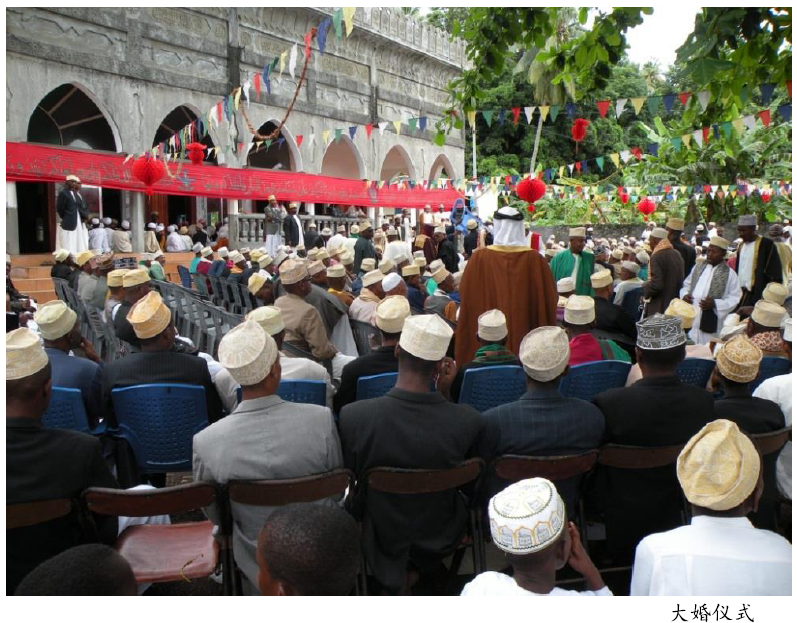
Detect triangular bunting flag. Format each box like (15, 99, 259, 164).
(408, 118, 417, 133)
(482, 110, 494, 126)
(467, 110, 476, 127)
(595, 156, 604, 171)
(549, 105, 560, 122)
(419, 116, 427, 132)
(662, 94, 676, 113)
(342, 7, 356, 36)
(277, 137, 285, 148)
(365, 123, 373, 139)
(378, 121, 388, 135)
(596, 100, 610, 118)
(731, 118, 744, 135)
(539, 106, 550, 122)
(620, 150, 631, 163)
(317, 18, 331, 54)
(692, 129, 703, 148)
(681, 133, 692, 148)
(348, 126, 357, 140)
(567, 164, 574, 175)
(307, 134, 315, 148)
(777, 104, 792, 122)
(334, 129, 342, 143)
(697, 90, 710, 111)
(279, 51, 287, 76)
(721, 122, 733, 139)
(648, 143, 659, 157)
(757, 109, 771, 127)
(630, 97, 645, 115)
(296, 135, 303, 147)
(671, 137, 682, 151)
(558, 166, 565, 177)
(393, 119, 402, 136)
(646, 96, 662, 115)
(288, 44, 298, 78)
(565, 103, 577, 118)
(511, 107, 521, 125)
(497, 109, 506, 125)
(760, 83, 775, 105)
(322, 130, 330, 144)
(610, 153, 620, 168)
(524, 106, 535, 124)
(332, 9, 343, 38)
(742, 114, 756, 131)
(264, 139, 272, 150)
(678, 92, 691, 106)
(615, 98, 627, 118)
(253, 73, 261, 99)
(702, 127, 711, 144)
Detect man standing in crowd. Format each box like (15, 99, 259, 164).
(643, 227, 684, 316)
(735, 215, 783, 309)
(666, 217, 696, 277)
(282, 202, 303, 248)
(549, 227, 595, 296)
(353, 220, 378, 274)
(55, 175, 89, 255)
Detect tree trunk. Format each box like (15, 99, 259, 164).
(529, 113, 544, 175)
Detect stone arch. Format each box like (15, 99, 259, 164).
(152, 104, 217, 164)
(246, 119, 303, 172)
(429, 153, 455, 181)
(320, 135, 365, 179)
(26, 81, 121, 152)
(380, 144, 416, 182)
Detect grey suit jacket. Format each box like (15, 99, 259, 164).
(192, 394, 343, 590)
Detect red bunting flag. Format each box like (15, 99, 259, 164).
(630, 147, 642, 160)
(596, 100, 611, 118)
(678, 92, 691, 106)
(703, 185, 711, 193)
(511, 107, 521, 125)
(702, 127, 711, 143)
(304, 31, 312, 61)
(365, 123, 373, 139)
(504, 175, 511, 185)
(575, 162, 582, 172)
(216, 102, 222, 125)
(253, 73, 261, 99)
(296, 135, 303, 147)
(757, 109, 771, 127)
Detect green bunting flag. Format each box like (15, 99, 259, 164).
(595, 156, 604, 171)
(671, 137, 682, 151)
(334, 128, 342, 143)
(333, 9, 343, 39)
(647, 96, 661, 115)
(408, 118, 417, 133)
(482, 110, 494, 127)
(550, 105, 560, 122)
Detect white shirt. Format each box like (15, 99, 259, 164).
(166, 231, 184, 252)
(327, 233, 347, 251)
(753, 372, 792, 499)
(630, 515, 792, 596)
(382, 239, 413, 264)
(641, 229, 653, 241)
(461, 572, 612, 596)
(570, 252, 581, 281)
(88, 228, 105, 252)
(679, 261, 742, 344)
(737, 238, 756, 290)
(613, 277, 642, 305)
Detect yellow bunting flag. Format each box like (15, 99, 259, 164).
(322, 130, 330, 145)
(558, 166, 564, 178)
(234, 88, 241, 110)
(279, 51, 287, 76)
(610, 153, 620, 168)
(630, 97, 645, 115)
(342, 7, 356, 36)
(682, 133, 692, 148)
(538, 105, 550, 122)
(466, 110, 476, 128)
(731, 118, 744, 135)
(393, 119, 402, 136)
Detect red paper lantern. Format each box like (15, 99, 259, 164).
(761, 192, 772, 203)
(516, 177, 546, 210)
(637, 197, 656, 221)
(186, 142, 206, 166)
(131, 154, 166, 195)
(571, 118, 590, 143)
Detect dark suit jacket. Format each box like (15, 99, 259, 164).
(112, 300, 139, 348)
(333, 346, 398, 414)
(436, 239, 459, 273)
(6, 418, 119, 594)
(304, 230, 323, 250)
(741, 236, 784, 306)
(643, 248, 685, 316)
(55, 188, 88, 231)
(283, 214, 300, 247)
(51, 263, 75, 280)
(339, 388, 483, 590)
(45, 347, 104, 428)
(594, 296, 637, 343)
(672, 238, 696, 276)
(591, 376, 714, 558)
(101, 351, 224, 427)
(463, 231, 478, 256)
(353, 237, 377, 274)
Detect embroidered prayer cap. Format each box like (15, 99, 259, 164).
(716, 336, 763, 383)
(569, 227, 586, 238)
(75, 250, 95, 267)
(316, 249, 330, 261)
(320, 228, 332, 236)
(610, 248, 624, 260)
(247, 306, 284, 336)
(590, 269, 613, 289)
(122, 268, 150, 288)
(360, 258, 377, 272)
(375, 295, 410, 333)
(737, 215, 757, 227)
(96, 253, 115, 270)
(762, 282, 788, 306)
(250, 250, 263, 262)
(665, 298, 697, 330)
(751, 300, 786, 328)
(6, 328, 49, 381)
(393, 253, 409, 265)
(414, 257, 427, 268)
(429, 259, 444, 273)
(488, 477, 566, 555)
(636, 314, 687, 350)
(402, 264, 420, 277)
(340, 252, 354, 265)
(677, 419, 760, 511)
(279, 259, 309, 285)
(127, 291, 171, 340)
(467, 220, 478, 230)
(66, 174, 81, 183)
(650, 227, 668, 239)
(350, 225, 360, 234)
(52, 248, 70, 262)
(34, 300, 77, 340)
(478, 309, 508, 342)
(432, 267, 450, 285)
(107, 269, 129, 288)
(556, 277, 575, 294)
(621, 261, 640, 275)
(337, 224, 346, 233)
(307, 248, 319, 262)
(152, 249, 164, 261)
(192, 242, 204, 253)
(218, 319, 277, 387)
(636, 250, 650, 264)
(359, 219, 373, 232)
(784, 319, 792, 342)
(247, 272, 269, 295)
(200, 247, 213, 258)
(379, 259, 395, 274)
(666, 217, 685, 231)
(519, 326, 569, 382)
(413, 251, 426, 259)
(362, 269, 384, 288)
(326, 264, 345, 278)
(709, 236, 729, 250)
(434, 226, 446, 236)
(399, 314, 453, 361)
(217, 246, 229, 258)
(308, 260, 326, 277)
(564, 295, 595, 325)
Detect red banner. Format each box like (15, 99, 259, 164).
(6, 142, 464, 209)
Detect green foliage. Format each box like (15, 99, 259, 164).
(425, 7, 470, 33)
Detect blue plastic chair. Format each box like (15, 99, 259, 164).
(559, 360, 631, 401)
(42, 387, 106, 435)
(276, 380, 327, 406)
(177, 265, 193, 289)
(458, 365, 527, 412)
(111, 384, 209, 473)
(356, 373, 399, 401)
(749, 357, 792, 394)
(676, 359, 716, 388)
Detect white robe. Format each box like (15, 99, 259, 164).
(87, 228, 106, 253)
(462, 572, 612, 596)
(327, 233, 347, 251)
(166, 232, 184, 252)
(680, 262, 742, 344)
(753, 373, 792, 499)
(382, 239, 413, 263)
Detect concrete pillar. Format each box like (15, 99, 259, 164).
(6, 181, 19, 255)
(130, 192, 146, 252)
(229, 199, 239, 215)
(195, 196, 208, 223)
(240, 199, 253, 214)
(305, 202, 316, 216)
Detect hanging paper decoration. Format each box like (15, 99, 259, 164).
(296, 135, 303, 147)
(570, 118, 590, 143)
(364, 123, 373, 139)
(637, 197, 656, 220)
(618, 192, 629, 205)
(317, 18, 331, 54)
(185, 142, 206, 166)
(131, 154, 166, 195)
(596, 100, 610, 118)
(516, 177, 546, 211)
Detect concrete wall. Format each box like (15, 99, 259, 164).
(531, 223, 745, 245)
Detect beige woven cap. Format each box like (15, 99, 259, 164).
(650, 227, 668, 239)
(122, 268, 150, 287)
(569, 227, 586, 238)
(399, 314, 453, 361)
(52, 248, 70, 262)
(75, 250, 94, 267)
(379, 259, 395, 274)
(200, 246, 213, 258)
(621, 261, 640, 274)
(250, 250, 263, 262)
(429, 259, 444, 272)
(402, 264, 420, 277)
(467, 220, 478, 230)
(316, 249, 330, 261)
(268, 194, 276, 201)
(359, 219, 373, 231)
(107, 269, 130, 288)
(350, 225, 360, 234)
(375, 295, 411, 333)
(709, 236, 729, 250)
(308, 260, 326, 276)
(762, 282, 788, 306)
(360, 258, 377, 272)
(751, 300, 786, 328)
(362, 269, 384, 288)
(217, 246, 229, 258)
(590, 269, 613, 289)
(258, 254, 273, 268)
(666, 217, 685, 230)
(432, 267, 451, 285)
(339, 251, 354, 265)
(478, 309, 508, 341)
(6, 328, 50, 381)
(279, 259, 309, 285)
(247, 305, 285, 336)
(414, 257, 427, 268)
(489, 478, 566, 555)
(66, 174, 80, 183)
(611, 249, 624, 260)
(34, 300, 77, 340)
(127, 291, 172, 340)
(677, 419, 760, 511)
(716, 336, 763, 383)
(564, 295, 595, 325)
(434, 225, 446, 235)
(556, 277, 575, 294)
(272, 250, 288, 267)
(665, 298, 697, 330)
(326, 264, 345, 278)
(218, 319, 278, 387)
(247, 272, 268, 295)
(229, 251, 245, 264)
(636, 250, 650, 263)
(545, 248, 558, 257)
(413, 251, 425, 259)
(519, 326, 570, 382)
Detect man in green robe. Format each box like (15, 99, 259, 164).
(549, 227, 595, 295)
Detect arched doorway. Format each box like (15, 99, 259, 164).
(380, 145, 416, 183)
(319, 135, 365, 217)
(429, 153, 455, 182)
(248, 121, 301, 214)
(22, 83, 120, 253)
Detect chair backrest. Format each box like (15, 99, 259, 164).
(194, 273, 210, 297)
(350, 319, 379, 356)
(558, 360, 631, 401)
(7, 498, 74, 530)
(228, 469, 354, 507)
(52, 278, 69, 303)
(597, 443, 685, 469)
(458, 365, 527, 412)
(277, 380, 327, 406)
(364, 458, 484, 494)
(110, 384, 210, 473)
(177, 265, 193, 289)
(356, 372, 399, 401)
(676, 358, 716, 388)
(83, 482, 216, 517)
(42, 387, 92, 434)
(283, 341, 316, 360)
(620, 287, 644, 321)
(750, 427, 792, 456)
(491, 451, 599, 482)
(749, 357, 792, 394)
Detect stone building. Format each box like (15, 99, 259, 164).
(6, 7, 465, 254)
